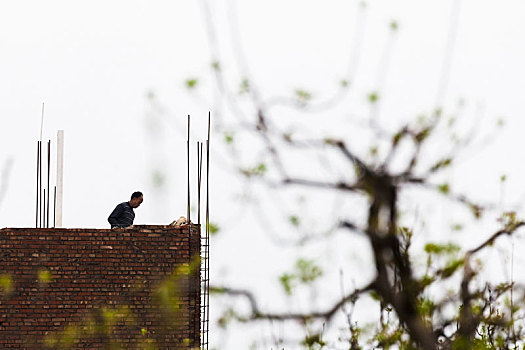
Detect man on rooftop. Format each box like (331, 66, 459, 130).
(108, 191, 143, 229)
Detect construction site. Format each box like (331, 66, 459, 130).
(0, 114, 211, 349)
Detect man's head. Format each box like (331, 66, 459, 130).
(129, 191, 143, 208)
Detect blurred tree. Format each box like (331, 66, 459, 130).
(174, 1, 525, 349)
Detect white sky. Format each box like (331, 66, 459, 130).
(1, 0, 525, 348)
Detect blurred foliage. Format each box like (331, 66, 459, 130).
(279, 258, 323, 296)
(368, 92, 379, 103)
(240, 163, 267, 177)
(0, 274, 13, 296)
(185, 78, 198, 89)
(151, 169, 166, 188)
(37, 269, 53, 284)
(295, 89, 312, 107)
(206, 221, 220, 235)
(239, 78, 250, 95)
(223, 132, 234, 145)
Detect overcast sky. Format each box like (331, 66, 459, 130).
(1, 1, 525, 348)
(1, 0, 524, 227)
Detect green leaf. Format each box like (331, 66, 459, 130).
(470, 204, 483, 219)
(151, 169, 166, 188)
(437, 183, 450, 194)
(417, 298, 435, 317)
(217, 308, 237, 329)
(415, 127, 432, 143)
(211, 61, 221, 71)
(429, 158, 452, 172)
(289, 215, 300, 227)
(295, 89, 312, 106)
(440, 259, 463, 278)
(301, 333, 326, 347)
(38, 270, 53, 284)
(146, 90, 155, 100)
(175, 264, 191, 276)
(256, 163, 267, 174)
(419, 275, 435, 288)
(0, 274, 13, 295)
(239, 78, 250, 94)
(368, 92, 379, 103)
(424, 242, 460, 255)
(207, 222, 220, 235)
(398, 226, 413, 239)
(369, 291, 381, 301)
(296, 258, 323, 283)
(392, 130, 404, 146)
(451, 223, 463, 231)
(185, 78, 198, 89)
(224, 132, 234, 144)
(390, 21, 399, 31)
(499, 211, 518, 227)
(340, 79, 349, 87)
(240, 163, 267, 177)
(279, 258, 323, 296)
(279, 273, 294, 296)
(447, 117, 456, 128)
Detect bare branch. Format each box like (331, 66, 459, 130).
(324, 139, 370, 175)
(210, 282, 374, 323)
(283, 177, 360, 192)
(468, 222, 525, 256)
(459, 221, 525, 340)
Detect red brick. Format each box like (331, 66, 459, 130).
(0, 225, 201, 348)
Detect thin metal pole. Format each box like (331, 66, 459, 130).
(197, 142, 203, 225)
(43, 189, 46, 228)
(53, 186, 56, 228)
(205, 111, 211, 349)
(39, 142, 43, 228)
(47, 140, 50, 228)
(36, 142, 40, 228)
(187, 115, 191, 223)
(56, 130, 64, 228)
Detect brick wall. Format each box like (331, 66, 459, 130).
(0, 225, 201, 349)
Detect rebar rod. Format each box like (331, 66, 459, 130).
(53, 186, 56, 228)
(199, 140, 205, 346)
(39, 141, 43, 228)
(43, 189, 46, 228)
(187, 115, 191, 224)
(205, 111, 211, 349)
(36, 142, 40, 228)
(197, 142, 203, 225)
(47, 140, 50, 228)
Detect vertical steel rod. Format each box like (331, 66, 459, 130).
(53, 186, 56, 228)
(43, 189, 46, 228)
(197, 142, 200, 225)
(205, 111, 211, 349)
(47, 140, 51, 228)
(36, 142, 40, 227)
(197, 142, 203, 225)
(56, 130, 64, 228)
(39, 142, 43, 228)
(187, 115, 191, 224)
